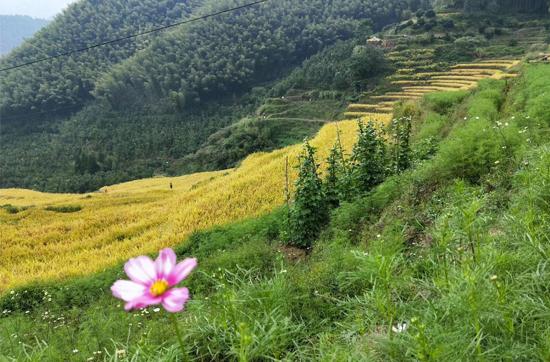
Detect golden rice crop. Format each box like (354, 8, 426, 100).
(431, 75, 488, 81)
(0, 117, 393, 293)
(451, 63, 516, 70)
(347, 104, 379, 110)
(1, 58, 520, 293)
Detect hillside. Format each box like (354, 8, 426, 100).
(0, 16, 49, 56)
(0, 0, 413, 193)
(0, 117, 369, 292)
(2, 4, 550, 194)
(1, 2, 550, 359)
(1, 62, 550, 359)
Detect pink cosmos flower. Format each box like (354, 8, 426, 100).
(111, 248, 197, 312)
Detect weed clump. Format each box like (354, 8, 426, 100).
(44, 205, 82, 213)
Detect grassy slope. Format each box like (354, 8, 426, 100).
(1, 64, 549, 360)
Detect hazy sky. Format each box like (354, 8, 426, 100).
(0, 0, 76, 19)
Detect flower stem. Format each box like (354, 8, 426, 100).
(169, 313, 189, 361)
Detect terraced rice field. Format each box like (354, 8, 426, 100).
(0, 114, 395, 293)
(344, 58, 519, 118)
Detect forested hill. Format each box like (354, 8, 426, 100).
(0, 0, 205, 114)
(0, 0, 408, 116)
(0, 0, 414, 193)
(92, 0, 407, 110)
(0, 16, 49, 56)
(438, 0, 549, 13)
(1, 0, 549, 193)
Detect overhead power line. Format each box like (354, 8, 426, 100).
(0, 0, 269, 73)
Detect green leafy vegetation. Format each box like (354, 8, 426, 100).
(272, 40, 393, 94)
(1, 64, 550, 360)
(287, 142, 329, 248)
(4, 65, 550, 361)
(0, 204, 30, 214)
(44, 205, 82, 213)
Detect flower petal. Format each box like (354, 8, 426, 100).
(161, 287, 190, 313)
(167, 258, 197, 286)
(124, 256, 157, 286)
(155, 248, 177, 280)
(124, 294, 162, 311)
(111, 280, 147, 302)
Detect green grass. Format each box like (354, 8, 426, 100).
(1, 65, 550, 361)
(423, 90, 469, 115)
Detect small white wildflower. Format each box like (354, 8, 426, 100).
(73, 349, 79, 353)
(153, 308, 160, 313)
(376, 234, 381, 238)
(494, 160, 500, 165)
(392, 321, 408, 333)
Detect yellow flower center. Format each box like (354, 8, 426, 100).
(150, 280, 169, 297)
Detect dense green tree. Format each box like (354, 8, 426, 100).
(390, 116, 413, 174)
(350, 120, 387, 193)
(324, 143, 345, 208)
(288, 141, 328, 248)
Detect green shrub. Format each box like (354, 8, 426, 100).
(44, 205, 82, 213)
(509, 64, 550, 128)
(467, 79, 506, 120)
(1, 204, 22, 214)
(288, 142, 329, 248)
(393, 100, 422, 119)
(350, 121, 387, 193)
(433, 117, 520, 184)
(414, 112, 449, 141)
